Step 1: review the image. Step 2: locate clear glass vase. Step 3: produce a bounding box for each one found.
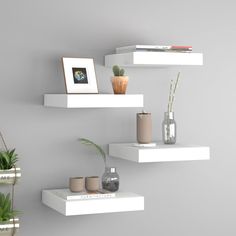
[162,112,176,144]
[102,167,119,192]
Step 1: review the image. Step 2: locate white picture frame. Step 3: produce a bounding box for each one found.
[62,57,98,94]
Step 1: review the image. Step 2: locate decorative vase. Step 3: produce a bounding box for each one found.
[137,112,152,144]
[102,167,119,192]
[69,177,84,192]
[162,112,176,144]
[85,176,100,192]
[111,76,129,94]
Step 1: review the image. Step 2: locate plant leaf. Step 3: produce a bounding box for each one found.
[0,193,18,221]
[0,149,18,170]
[79,138,106,164]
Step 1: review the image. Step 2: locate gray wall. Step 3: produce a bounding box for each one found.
[0,0,234,235]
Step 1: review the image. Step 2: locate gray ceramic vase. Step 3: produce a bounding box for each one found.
[137,112,152,144]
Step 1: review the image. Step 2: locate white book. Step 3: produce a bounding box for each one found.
[55,189,116,200]
[116,45,192,54]
[116,45,169,53]
[133,143,157,147]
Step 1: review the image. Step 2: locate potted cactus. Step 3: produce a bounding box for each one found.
[0,133,21,185]
[111,65,128,94]
[0,193,19,236]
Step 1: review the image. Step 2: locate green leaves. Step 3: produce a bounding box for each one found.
[79,138,106,164]
[0,133,18,169]
[0,193,18,222]
[0,149,18,170]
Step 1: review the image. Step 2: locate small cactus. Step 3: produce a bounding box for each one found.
[112,65,125,76]
[119,68,125,76]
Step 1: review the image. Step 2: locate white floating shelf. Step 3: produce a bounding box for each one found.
[105,51,203,67]
[42,189,144,216]
[44,94,143,108]
[109,143,210,163]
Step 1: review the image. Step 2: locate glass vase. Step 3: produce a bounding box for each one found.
[102,167,119,192]
[162,111,176,144]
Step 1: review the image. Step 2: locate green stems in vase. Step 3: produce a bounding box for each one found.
[163,72,181,144]
[167,72,180,113]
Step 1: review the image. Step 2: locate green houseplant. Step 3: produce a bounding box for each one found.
[0,193,19,235]
[0,150,18,170]
[111,65,129,94]
[0,133,21,185]
[0,193,18,222]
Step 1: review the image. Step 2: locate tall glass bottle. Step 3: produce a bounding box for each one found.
[162,112,176,144]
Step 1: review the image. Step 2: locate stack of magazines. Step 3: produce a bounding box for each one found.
[55,189,116,200]
[116,45,192,54]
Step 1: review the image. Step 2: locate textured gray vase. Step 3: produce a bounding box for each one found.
[137,112,152,144]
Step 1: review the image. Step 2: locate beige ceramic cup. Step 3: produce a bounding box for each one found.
[85,176,100,192]
[69,177,84,192]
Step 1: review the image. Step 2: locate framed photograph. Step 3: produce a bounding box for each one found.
[62,57,98,93]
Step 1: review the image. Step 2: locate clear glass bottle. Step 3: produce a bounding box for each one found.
[162,112,176,144]
[102,167,119,192]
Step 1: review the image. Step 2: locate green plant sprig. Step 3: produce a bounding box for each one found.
[167,72,181,112]
[79,138,106,165]
[0,149,18,170]
[0,132,18,170]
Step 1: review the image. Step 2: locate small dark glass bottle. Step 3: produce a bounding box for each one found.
[102,167,119,192]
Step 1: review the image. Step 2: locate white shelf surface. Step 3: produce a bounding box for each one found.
[109,143,210,163]
[42,189,144,216]
[105,51,203,67]
[44,94,143,108]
